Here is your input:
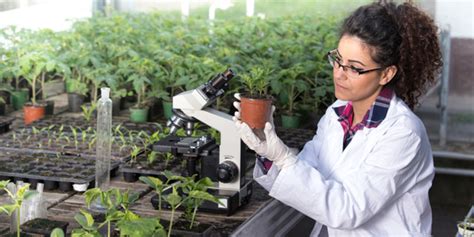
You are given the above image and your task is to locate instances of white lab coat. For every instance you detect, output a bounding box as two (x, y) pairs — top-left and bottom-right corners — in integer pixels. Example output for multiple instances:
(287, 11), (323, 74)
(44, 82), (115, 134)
(254, 94), (434, 236)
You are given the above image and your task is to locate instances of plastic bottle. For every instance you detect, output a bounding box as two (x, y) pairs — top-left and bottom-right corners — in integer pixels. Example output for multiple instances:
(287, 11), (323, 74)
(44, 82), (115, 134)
(95, 87), (112, 191)
(25, 183), (46, 222)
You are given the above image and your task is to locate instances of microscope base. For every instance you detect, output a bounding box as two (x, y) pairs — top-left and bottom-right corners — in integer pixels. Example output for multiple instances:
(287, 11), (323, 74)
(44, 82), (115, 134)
(151, 180), (253, 216)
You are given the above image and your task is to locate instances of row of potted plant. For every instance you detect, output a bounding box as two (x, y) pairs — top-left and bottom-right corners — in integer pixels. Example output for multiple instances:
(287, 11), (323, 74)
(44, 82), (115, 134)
(0, 12), (338, 127)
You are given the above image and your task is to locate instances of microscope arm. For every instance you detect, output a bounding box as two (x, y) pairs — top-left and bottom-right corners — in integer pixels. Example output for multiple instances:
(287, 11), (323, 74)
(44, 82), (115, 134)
(180, 107), (242, 192)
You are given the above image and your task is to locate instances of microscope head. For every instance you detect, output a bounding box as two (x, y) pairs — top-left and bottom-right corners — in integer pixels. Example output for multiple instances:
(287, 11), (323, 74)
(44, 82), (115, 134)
(202, 68), (235, 101)
(166, 68), (235, 135)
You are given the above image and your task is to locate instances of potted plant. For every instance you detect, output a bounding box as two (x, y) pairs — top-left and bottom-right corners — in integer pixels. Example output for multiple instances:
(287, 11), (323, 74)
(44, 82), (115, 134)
(239, 67), (273, 140)
(272, 64), (309, 128)
(0, 26), (29, 111)
(66, 78), (89, 113)
(104, 74), (131, 116)
(61, 34), (94, 113)
(153, 50), (187, 119)
(31, 29), (69, 116)
(126, 56), (154, 123)
(18, 51), (48, 125)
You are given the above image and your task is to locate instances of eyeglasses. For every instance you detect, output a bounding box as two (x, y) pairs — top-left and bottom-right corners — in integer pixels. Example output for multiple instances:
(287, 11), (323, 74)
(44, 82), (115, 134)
(327, 49), (384, 79)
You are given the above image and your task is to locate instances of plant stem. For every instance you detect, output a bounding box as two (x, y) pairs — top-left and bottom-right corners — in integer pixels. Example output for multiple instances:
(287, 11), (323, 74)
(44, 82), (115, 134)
(168, 208), (175, 237)
(189, 207), (198, 229)
(108, 221), (111, 237)
(16, 208), (20, 237)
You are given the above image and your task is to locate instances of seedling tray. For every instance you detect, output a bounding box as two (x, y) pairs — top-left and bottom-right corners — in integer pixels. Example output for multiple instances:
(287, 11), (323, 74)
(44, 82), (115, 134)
(120, 152), (183, 182)
(18, 116), (164, 135)
(0, 150), (120, 191)
(20, 218), (69, 237)
(0, 131), (133, 162)
(0, 116), (14, 134)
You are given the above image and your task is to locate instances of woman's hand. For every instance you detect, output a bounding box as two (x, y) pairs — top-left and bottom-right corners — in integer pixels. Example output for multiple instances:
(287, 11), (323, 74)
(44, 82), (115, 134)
(232, 93), (297, 169)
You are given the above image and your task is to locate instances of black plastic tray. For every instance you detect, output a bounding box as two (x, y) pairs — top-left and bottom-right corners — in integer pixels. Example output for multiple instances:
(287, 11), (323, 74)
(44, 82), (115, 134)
(0, 132), (133, 162)
(0, 116), (14, 134)
(120, 152), (183, 182)
(18, 116), (164, 135)
(0, 150), (120, 191)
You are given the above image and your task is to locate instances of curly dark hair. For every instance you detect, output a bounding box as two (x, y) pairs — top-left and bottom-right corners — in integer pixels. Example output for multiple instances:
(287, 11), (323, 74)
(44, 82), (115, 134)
(340, 0), (443, 109)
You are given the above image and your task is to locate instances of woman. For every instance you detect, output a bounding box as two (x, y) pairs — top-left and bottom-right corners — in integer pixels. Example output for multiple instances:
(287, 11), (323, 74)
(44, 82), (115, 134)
(233, 1), (442, 236)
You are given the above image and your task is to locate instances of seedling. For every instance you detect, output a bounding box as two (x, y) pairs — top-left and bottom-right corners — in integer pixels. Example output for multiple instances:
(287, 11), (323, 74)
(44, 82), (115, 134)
(88, 136), (97, 151)
(129, 145), (141, 164)
(153, 172), (221, 235)
(81, 103), (97, 122)
(0, 180), (38, 237)
(163, 152), (174, 168)
(81, 129), (88, 145)
(32, 126), (40, 138)
(140, 176), (167, 215)
(70, 126), (79, 149)
(83, 188), (143, 237)
(147, 151), (158, 165)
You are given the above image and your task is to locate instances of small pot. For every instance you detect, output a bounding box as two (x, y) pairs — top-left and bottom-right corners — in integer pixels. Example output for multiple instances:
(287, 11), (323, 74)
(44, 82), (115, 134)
(240, 95), (273, 129)
(43, 180), (58, 190)
(10, 89), (29, 111)
(58, 182), (73, 192)
(281, 114), (301, 128)
(240, 95), (273, 140)
(130, 107), (149, 123)
(162, 100), (173, 119)
(123, 172), (138, 183)
(23, 103), (46, 125)
(112, 97), (121, 116)
(0, 103), (5, 116)
(68, 93), (85, 113)
(44, 100), (55, 115)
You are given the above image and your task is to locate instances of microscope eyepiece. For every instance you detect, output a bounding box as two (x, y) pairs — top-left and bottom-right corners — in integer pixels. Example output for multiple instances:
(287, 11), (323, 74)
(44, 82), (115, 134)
(204, 68), (235, 98)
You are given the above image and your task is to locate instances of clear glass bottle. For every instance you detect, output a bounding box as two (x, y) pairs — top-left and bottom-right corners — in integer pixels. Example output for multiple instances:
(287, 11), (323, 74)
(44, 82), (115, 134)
(95, 87), (112, 191)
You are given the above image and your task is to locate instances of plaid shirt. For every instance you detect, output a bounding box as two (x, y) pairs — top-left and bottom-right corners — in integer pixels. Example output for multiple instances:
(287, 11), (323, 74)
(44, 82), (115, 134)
(334, 87), (394, 150)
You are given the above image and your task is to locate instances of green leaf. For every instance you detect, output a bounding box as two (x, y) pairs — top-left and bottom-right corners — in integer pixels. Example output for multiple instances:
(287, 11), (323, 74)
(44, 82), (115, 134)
(140, 176), (163, 190)
(105, 209), (125, 222)
(196, 177), (214, 189)
(75, 209), (95, 228)
(165, 187), (182, 207)
(189, 190), (222, 205)
(84, 188), (101, 207)
(0, 180), (10, 189)
(117, 218), (165, 237)
(0, 204), (18, 216)
(16, 183), (31, 199)
(50, 227), (65, 237)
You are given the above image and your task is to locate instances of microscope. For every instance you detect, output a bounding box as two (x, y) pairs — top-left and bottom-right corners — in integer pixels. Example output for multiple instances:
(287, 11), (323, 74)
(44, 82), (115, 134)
(152, 68), (253, 215)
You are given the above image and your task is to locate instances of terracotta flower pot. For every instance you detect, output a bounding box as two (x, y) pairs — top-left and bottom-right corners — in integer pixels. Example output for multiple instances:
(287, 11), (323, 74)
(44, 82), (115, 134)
(240, 95), (273, 139)
(23, 104), (45, 125)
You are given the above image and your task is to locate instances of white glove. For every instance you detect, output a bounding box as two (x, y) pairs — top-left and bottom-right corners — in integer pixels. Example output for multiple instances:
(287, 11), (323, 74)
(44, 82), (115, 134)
(233, 93), (297, 170)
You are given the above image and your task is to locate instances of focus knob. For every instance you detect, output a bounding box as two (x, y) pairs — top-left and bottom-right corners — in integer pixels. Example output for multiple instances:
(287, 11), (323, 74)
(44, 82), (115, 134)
(216, 161), (238, 183)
